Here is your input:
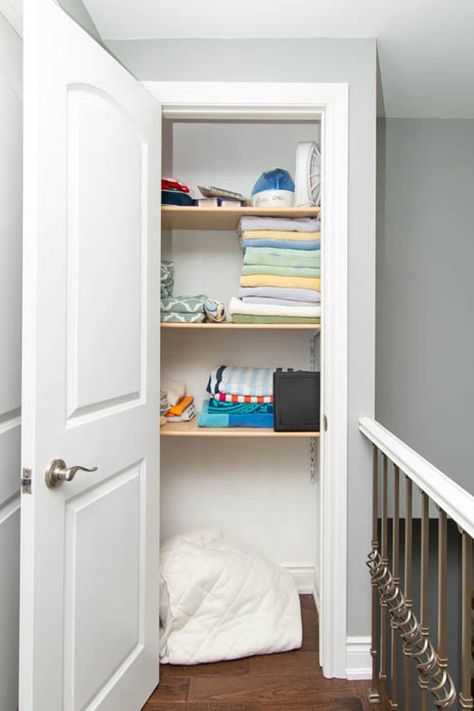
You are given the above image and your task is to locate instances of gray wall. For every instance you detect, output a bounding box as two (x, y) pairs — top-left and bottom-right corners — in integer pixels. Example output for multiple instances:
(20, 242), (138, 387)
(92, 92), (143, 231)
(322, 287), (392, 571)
(377, 118), (474, 495)
(107, 38), (378, 639)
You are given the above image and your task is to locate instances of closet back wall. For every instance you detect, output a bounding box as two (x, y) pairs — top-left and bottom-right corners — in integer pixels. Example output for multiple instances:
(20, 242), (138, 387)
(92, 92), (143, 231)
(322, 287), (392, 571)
(161, 120), (320, 579)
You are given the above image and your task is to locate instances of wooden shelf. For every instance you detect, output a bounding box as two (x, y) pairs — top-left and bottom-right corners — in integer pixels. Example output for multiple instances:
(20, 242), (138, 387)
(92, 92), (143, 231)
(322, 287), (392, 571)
(161, 419), (320, 438)
(161, 322), (320, 331)
(161, 205), (321, 231)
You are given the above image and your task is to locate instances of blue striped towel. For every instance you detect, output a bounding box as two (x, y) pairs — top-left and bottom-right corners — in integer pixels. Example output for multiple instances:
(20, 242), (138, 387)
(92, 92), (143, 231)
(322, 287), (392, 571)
(207, 365), (276, 397)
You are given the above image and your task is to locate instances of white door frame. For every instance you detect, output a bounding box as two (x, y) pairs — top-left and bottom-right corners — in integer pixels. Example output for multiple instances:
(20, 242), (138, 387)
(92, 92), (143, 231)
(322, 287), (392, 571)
(144, 80), (349, 679)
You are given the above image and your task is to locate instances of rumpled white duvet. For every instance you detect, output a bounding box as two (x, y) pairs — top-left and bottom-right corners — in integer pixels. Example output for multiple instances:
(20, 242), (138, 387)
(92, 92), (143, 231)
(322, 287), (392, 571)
(159, 527), (302, 665)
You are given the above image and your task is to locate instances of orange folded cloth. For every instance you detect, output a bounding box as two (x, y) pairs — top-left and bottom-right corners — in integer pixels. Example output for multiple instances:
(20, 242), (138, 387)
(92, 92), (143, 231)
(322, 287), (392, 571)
(166, 395), (194, 417)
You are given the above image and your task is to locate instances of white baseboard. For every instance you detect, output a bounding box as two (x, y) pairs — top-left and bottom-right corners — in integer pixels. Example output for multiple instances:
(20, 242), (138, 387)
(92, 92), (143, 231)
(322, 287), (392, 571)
(346, 636), (371, 680)
(283, 564), (316, 595)
(312, 575), (320, 615)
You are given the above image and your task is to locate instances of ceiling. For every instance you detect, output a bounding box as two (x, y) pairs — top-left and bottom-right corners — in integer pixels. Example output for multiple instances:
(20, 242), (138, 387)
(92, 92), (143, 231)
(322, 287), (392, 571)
(80, 0), (474, 119)
(3, 0), (474, 118)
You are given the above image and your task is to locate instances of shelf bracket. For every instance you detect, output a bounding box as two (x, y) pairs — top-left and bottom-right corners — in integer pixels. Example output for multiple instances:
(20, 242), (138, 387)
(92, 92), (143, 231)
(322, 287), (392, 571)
(310, 437), (317, 485)
(309, 329), (320, 484)
(309, 330), (320, 372)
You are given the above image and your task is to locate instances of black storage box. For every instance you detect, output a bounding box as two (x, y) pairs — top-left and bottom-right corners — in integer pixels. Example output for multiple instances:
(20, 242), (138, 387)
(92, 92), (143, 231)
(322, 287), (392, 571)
(273, 370), (320, 432)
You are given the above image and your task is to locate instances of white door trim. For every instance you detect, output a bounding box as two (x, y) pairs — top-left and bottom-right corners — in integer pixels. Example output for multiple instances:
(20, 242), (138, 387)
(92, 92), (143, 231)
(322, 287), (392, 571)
(0, 0), (22, 36)
(144, 80), (349, 679)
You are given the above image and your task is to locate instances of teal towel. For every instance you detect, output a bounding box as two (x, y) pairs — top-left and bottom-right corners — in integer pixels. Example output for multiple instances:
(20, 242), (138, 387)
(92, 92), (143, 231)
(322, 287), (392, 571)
(161, 312), (205, 323)
(198, 400), (274, 428)
(161, 294), (207, 314)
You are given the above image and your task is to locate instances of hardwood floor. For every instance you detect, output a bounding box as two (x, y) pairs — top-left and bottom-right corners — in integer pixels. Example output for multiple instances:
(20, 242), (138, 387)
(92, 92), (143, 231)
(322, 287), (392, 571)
(143, 595), (380, 711)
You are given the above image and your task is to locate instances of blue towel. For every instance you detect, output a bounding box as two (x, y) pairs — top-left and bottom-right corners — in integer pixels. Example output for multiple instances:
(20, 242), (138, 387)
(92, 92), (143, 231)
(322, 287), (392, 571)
(198, 400), (274, 428)
(241, 239), (321, 251)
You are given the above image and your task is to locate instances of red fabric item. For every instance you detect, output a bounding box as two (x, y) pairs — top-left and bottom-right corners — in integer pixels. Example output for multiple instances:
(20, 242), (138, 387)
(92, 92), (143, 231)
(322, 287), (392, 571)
(161, 178), (190, 193)
(212, 393), (273, 404)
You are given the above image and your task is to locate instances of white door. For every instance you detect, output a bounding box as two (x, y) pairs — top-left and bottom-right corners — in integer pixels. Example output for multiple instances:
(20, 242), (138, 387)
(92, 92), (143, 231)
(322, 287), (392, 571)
(21, 2), (161, 709)
(0, 10), (22, 711)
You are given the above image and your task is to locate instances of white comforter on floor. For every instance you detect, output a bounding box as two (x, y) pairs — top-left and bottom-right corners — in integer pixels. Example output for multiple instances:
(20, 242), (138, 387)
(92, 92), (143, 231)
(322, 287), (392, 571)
(159, 527), (302, 665)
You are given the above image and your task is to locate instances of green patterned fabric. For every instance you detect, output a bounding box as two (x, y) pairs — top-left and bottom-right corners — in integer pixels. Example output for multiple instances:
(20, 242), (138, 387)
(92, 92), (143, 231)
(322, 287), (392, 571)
(161, 260), (174, 298)
(161, 294), (207, 314)
(232, 314), (320, 324)
(161, 312), (205, 323)
(242, 264), (320, 278)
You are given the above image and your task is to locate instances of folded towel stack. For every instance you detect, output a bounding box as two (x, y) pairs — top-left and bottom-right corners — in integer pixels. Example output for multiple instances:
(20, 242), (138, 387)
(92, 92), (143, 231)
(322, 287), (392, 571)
(231, 217), (321, 324)
(161, 294), (207, 323)
(161, 260), (174, 298)
(199, 365), (277, 428)
(161, 378), (196, 422)
(160, 388), (169, 412)
(160, 388), (169, 427)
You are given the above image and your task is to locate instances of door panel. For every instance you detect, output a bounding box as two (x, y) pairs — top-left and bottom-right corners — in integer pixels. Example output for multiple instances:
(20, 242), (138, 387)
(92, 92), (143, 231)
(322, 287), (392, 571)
(63, 463), (144, 709)
(0, 10), (22, 711)
(66, 86), (145, 419)
(21, 2), (161, 709)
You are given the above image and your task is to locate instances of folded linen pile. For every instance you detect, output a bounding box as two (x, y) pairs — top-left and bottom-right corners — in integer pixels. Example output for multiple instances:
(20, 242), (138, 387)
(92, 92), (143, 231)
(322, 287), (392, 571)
(200, 365), (276, 428)
(232, 217), (321, 324)
(162, 378), (196, 422)
(161, 294), (207, 323)
(166, 395), (196, 422)
(160, 388), (169, 427)
(161, 260), (174, 298)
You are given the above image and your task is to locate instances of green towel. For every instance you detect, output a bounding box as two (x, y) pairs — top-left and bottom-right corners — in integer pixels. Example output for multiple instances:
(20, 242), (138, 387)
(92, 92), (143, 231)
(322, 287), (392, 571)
(244, 246), (320, 268)
(232, 314), (320, 324)
(242, 264), (320, 278)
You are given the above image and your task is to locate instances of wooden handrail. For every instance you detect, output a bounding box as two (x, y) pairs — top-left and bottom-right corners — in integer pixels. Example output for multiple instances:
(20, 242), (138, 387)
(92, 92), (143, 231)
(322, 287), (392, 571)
(359, 417), (474, 539)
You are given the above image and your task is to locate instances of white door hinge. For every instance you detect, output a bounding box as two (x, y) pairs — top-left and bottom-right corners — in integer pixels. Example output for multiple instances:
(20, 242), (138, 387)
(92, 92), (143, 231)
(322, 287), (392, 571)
(323, 414), (328, 432)
(21, 468), (32, 494)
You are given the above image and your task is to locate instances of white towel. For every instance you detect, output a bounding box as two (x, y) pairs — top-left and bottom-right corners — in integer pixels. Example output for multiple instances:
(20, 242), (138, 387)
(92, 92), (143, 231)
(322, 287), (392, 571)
(238, 216), (320, 234)
(161, 377), (187, 407)
(228, 297), (321, 319)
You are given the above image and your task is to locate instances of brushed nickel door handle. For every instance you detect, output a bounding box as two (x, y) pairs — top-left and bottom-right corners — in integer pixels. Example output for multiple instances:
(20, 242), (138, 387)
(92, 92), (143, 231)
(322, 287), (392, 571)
(45, 459), (98, 489)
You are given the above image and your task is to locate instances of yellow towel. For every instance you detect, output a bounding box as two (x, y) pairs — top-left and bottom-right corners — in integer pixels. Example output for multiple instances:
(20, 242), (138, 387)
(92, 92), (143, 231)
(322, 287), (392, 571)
(240, 274), (321, 290)
(241, 230), (321, 241)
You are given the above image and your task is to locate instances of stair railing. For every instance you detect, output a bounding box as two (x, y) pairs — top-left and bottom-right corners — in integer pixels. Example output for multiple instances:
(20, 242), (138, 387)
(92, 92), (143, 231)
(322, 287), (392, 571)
(359, 417), (474, 710)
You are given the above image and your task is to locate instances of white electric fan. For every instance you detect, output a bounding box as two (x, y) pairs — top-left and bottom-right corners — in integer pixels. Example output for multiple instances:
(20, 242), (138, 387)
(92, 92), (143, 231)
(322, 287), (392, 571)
(294, 141), (321, 207)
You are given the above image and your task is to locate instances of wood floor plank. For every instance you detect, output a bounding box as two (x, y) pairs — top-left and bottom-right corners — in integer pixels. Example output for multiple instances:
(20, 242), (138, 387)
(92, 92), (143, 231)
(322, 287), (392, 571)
(143, 595), (372, 711)
(147, 678), (189, 704)
(264, 704), (363, 711)
(144, 703), (259, 711)
(187, 674), (367, 704)
(161, 658), (249, 680)
(248, 649), (319, 675)
(144, 703), (362, 711)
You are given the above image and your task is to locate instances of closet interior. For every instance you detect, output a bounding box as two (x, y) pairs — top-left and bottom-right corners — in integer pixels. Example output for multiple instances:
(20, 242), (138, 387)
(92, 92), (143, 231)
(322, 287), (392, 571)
(159, 117), (322, 592)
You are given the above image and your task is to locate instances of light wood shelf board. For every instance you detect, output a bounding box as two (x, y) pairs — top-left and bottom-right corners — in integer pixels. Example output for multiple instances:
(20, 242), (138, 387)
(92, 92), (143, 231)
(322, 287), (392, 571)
(161, 205), (321, 231)
(161, 419), (320, 438)
(161, 322), (321, 331)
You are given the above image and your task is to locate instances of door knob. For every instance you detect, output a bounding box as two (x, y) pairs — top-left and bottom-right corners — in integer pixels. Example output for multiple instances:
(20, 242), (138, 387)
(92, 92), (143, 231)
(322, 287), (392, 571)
(45, 459), (98, 489)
